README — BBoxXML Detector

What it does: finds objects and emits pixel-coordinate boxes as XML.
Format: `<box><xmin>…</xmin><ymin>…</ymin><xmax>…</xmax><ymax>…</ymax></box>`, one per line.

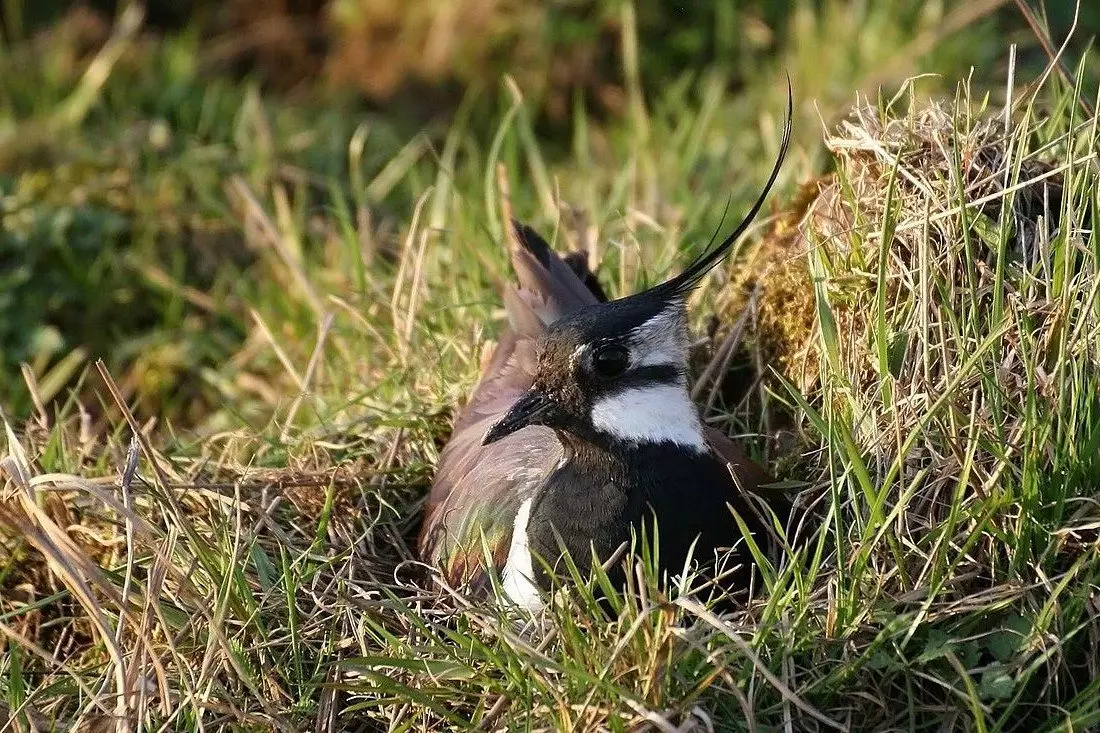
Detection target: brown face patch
<box><xmin>526</xmin><ymin>298</ymin><xmax>692</xmax><ymax>445</ymax></box>
<box><xmin>531</xmin><ymin>326</ymin><xmax>594</xmax><ymax>433</ymax></box>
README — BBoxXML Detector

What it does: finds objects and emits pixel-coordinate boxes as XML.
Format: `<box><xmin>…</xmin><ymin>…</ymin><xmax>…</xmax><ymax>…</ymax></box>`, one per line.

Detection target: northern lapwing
<box><xmin>420</xmin><ymin>89</ymin><xmax>794</xmax><ymax>612</ymax></box>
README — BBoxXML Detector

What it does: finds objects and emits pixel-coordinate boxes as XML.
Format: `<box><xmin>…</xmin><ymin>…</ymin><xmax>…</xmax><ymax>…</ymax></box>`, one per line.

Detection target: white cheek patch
<box><xmin>629</xmin><ymin>307</ymin><xmax>688</xmax><ymax>368</ymax></box>
<box><xmin>502</xmin><ymin>497</ymin><xmax>544</xmax><ymax>612</ymax></box>
<box><xmin>590</xmin><ymin>383</ymin><xmax>708</xmax><ymax>452</ymax></box>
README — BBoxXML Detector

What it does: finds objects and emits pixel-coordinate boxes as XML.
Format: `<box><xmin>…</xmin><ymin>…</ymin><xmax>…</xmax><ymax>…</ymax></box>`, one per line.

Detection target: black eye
<box><xmin>593</xmin><ymin>343</ymin><xmax>629</xmax><ymax>378</ymax></box>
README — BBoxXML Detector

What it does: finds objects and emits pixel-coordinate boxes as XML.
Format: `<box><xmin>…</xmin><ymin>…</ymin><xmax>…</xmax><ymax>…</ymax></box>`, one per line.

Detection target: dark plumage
<box><xmin>420</xmin><ymin>85</ymin><xmax>795</xmax><ymax>610</ymax></box>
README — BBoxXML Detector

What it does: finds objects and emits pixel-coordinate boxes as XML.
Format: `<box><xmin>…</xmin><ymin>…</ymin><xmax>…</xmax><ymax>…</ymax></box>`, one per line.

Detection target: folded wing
<box><xmin>418</xmin><ymin>223</ymin><xmax>601</xmax><ymax>590</ymax></box>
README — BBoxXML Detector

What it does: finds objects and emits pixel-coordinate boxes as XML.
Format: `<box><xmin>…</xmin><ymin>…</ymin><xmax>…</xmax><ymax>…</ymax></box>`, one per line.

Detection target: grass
<box><xmin>2</xmin><ymin>1</ymin><xmax>1100</xmax><ymax>730</ymax></box>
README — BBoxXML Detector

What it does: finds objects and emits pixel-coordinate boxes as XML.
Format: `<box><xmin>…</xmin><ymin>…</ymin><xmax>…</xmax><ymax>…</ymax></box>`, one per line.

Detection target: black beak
<box><xmin>482</xmin><ymin>389</ymin><xmax>557</xmax><ymax>445</ymax></box>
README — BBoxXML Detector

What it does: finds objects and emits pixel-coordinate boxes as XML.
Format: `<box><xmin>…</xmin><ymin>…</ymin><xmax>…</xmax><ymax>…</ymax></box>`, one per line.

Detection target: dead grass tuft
<box><xmin>0</xmin><ymin>402</ymin><xmax>429</xmax><ymax>729</ymax></box>
<box><xmin>723</xmin><ymin>86</ymin><xmax>1096</xmax><ymax>450</ymax></box>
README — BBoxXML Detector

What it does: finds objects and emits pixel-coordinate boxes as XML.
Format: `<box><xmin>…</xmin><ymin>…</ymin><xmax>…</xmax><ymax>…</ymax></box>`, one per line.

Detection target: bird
<box><xmin>419</xmin><ymin>89</ymin><xmax>794</xmax><ymax>613</ymax></box>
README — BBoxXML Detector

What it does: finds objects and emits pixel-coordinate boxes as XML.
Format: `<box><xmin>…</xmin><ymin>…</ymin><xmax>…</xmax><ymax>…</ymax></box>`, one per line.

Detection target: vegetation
<box><xmin>1</xmin><ymin>1</ymin><xmax>1099</xmax><ymax>730</ymax></box>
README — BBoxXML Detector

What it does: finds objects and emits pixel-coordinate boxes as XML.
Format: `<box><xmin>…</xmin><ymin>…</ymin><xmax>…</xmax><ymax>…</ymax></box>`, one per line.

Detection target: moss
<box><xmin>712</xmin><ymin>176</ymin><xmax>822</xmax><ymax>399</ymax></box>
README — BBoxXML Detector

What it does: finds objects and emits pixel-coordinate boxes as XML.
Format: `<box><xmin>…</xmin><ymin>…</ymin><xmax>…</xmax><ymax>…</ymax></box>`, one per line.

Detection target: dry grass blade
<box><xmin>228</xmin><ymin>175</ymin><xmax>326</xmax><ymax>320</ymax></box>
<box><xmin>390</xmin><ymin>189</ymin><xmax>433</xmax><ymax>363</ymax></box>
<box><xmin>1</xmin><ymin>444</ymin><xmax>136</xmax><ymax>730</ymax></box>
<box><xmin>1013</xmin><ymin>0</ymin><xmax>1095</xmax><ymax>119</ymax></box>
<box><xmin>281</xmin><ymin>311</ymin><xmax>336</xmax><ymax>441</ymax></box>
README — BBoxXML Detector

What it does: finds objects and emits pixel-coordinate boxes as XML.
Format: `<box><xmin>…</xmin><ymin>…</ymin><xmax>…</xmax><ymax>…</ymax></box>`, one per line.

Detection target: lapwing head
<box><xmin>482</xmin><ymin>288</ymin><xmax>698</xmax><ymax>449</ymax></box>
<box><xmin>483</xmin><ymin>82</ymin><xmax>793</xmax><ymax>452</ymax></box>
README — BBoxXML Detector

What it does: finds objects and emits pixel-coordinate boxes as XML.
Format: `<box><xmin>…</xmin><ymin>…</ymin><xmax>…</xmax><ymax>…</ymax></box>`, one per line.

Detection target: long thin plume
<box><xmin>658</xmin><ymin>76</ymin><xmax>794</xmax><ymax>298</ymax></box>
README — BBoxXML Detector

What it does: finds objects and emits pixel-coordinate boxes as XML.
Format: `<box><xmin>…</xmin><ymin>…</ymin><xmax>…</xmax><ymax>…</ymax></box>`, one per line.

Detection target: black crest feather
<box><xmin>655</xmin><ymin>77</ymin><xmax>794</xmax><ymax>299</ymax></box>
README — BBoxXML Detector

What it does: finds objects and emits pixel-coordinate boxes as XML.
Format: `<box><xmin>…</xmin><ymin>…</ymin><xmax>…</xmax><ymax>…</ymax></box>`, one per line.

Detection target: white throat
<box><xmin>589</xmin><ymin>382</ymin><xmax>708</xmax><ymax>452</ymax></box>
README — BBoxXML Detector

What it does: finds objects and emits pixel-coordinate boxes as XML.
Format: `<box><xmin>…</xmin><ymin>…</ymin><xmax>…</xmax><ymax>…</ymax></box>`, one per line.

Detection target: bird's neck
<box><xmin>554</xmin><ymin>433</ymin><xmax>715</xmax><ymax>492</ymax></box>
<box><xmin>586</xmin><ymin>381</ymin><xmax>709</xmax><ymax>454</ymax></box>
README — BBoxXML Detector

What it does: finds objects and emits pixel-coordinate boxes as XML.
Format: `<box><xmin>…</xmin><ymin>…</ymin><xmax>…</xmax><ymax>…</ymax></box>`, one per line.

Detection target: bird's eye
<box><xmin>592</xmin><ymin>343</ymin><xmax>629</xmax><ymax>378</ymax></box>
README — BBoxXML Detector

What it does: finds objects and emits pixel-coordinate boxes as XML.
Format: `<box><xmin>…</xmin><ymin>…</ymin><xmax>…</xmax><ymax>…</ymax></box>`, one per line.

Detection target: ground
<box><xmin>1</xmin><ymin>2</ymin><xmax>1100</xmax><ymax>731</ymax></box>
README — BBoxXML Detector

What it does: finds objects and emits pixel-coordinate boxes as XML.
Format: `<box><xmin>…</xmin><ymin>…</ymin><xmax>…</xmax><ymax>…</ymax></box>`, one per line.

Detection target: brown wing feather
<box><xmin>703</xmin><ymin>427</ymin><xmax>771</xmax><ymax>493</ymax></box>
<box><xmin>703</xmin><ymin>427</ymin><xmax>791</xmax><ymax>559</ymax></box>
<box><xmin>418</xmin><ymin>225</ymin><xmax>600</xmax><ymax>588</ymax></box>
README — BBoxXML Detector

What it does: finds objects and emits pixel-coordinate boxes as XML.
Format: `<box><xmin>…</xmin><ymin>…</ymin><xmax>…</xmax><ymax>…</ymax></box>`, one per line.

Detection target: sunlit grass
<box><xmin>1</xmin><ymin>1</ymin><xmax>1099</xmax><ymax>731</ymax></box>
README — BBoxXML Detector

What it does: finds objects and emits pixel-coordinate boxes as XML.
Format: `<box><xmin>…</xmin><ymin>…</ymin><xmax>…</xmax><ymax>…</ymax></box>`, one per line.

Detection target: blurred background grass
<box><xmin>0</xmin><ymin>0</ymin><xmax>1096</xmax><ymax>427</ymax></box>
